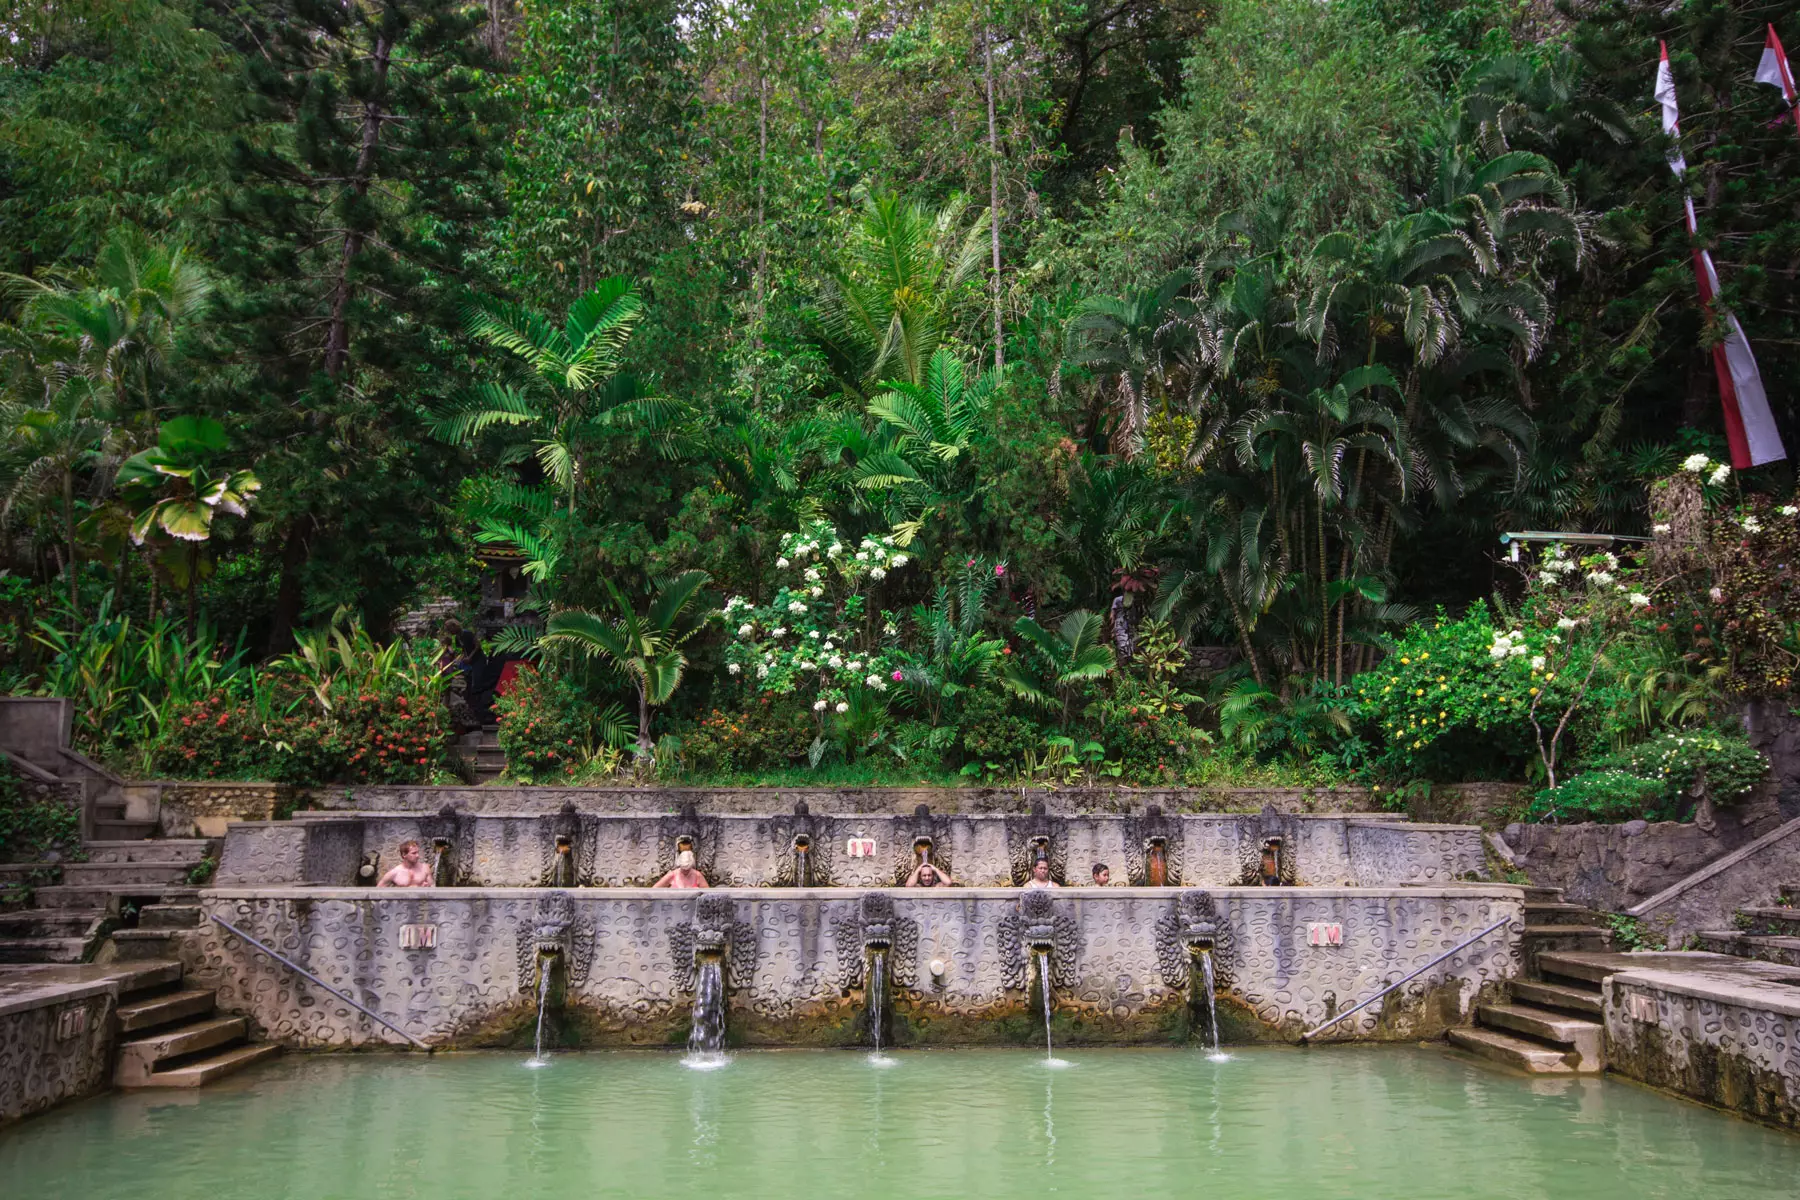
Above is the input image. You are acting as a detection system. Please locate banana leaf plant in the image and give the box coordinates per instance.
[116,415,259,633]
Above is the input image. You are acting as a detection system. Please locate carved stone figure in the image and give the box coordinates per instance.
[668,893,758,992]
[1006,801,1067,886]
[771,800,837,887]
[512,891,595,991]
[1237,805,1298,885]
[654,802,727,886]
[1154,890,1236,991]
[832,891,919,991]
[998,889,1081,990]
[1126,804,1183,887]
[889,803,952,885]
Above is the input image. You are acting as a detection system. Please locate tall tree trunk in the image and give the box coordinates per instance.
[323,29,395,381]
[636,678,652,760]
[984,18,1003,372]
[185,544,199,639]
[61,468,79,615]
[266,522,312,655]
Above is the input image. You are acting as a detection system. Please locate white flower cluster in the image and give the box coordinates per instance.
[1652,523,1671,535]
[1682,453,1711,472]
[1628,593,1650,608]
[1782,505,1798,517]
[1681,453,1733,486]
[1741,515,1763,533]
[1488,630,1530,660]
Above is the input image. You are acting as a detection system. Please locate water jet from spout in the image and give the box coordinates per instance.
[685,956,727,1068]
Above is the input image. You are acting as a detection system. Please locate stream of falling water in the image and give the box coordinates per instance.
[431,848,445,885]
[1037,955,1068,1067]
[685,958,728,1068]
[1200,950,1227,1062]
[525,967,552,1067]
[869,951,886,1058]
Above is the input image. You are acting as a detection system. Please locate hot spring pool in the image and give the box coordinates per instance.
[2,1046,1796,1198]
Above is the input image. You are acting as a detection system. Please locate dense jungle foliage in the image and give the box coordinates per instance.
[3,0,1798,818]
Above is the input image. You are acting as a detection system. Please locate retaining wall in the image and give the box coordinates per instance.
[0,974,118,1126]
[218,810,1486,890]
[190,886,1522,1050]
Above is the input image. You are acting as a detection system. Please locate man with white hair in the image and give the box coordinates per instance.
[652,849,709,889]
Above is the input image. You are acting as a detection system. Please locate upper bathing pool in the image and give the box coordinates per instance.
[3,1047,1798,1200]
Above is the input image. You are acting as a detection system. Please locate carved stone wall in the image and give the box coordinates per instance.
[223,812,1486,892]
[190,886,1522,1049]
[0,984,116,1126]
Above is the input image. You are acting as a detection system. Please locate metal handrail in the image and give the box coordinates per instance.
[208,913,432,1050]
[1299,914,1515,1043]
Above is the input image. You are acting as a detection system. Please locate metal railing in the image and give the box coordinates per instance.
[1299,914,1515,1043]
[208,913,432,1050]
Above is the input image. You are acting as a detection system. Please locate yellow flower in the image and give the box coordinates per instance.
[1421,653,1430,660]
[1400,657,1411,664]
[1439,711,1446,719]
[1415,689,1424,696]
[1529,687,1540,696]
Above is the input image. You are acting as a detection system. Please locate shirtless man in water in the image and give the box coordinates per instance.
[377,840,434,888]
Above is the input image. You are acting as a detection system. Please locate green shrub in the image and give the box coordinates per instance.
[1526,770,1671,823]
[0,759,81,862]
[1593,727,1766,806]
[956,687,1042,768]
[493,665,615,783]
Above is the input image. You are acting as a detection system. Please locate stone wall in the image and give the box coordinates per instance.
[1504,791,1789,915]
[190,886,1522,1050]
[0,979,116,1126]
[1604,965,1800,1131]
[303,784,1386,816]
[156,781,291,838]
[1624,816,1800,943]
[219,810,1487,890]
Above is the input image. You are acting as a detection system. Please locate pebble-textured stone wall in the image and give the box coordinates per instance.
[191,886,1522,1049]
[1604,967,1800,1131]
[157,782,287,838]
[220,812,1486,890]
[0,987,115,1126]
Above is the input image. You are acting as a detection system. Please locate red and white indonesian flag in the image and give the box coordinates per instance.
[1655,43,1786,468]
[1758,25,1798,107]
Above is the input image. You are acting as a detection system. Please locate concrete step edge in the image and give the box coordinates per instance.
[124,1041,280,1089]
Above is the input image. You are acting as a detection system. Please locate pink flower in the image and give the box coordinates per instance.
[892,670,903,681]
[994,563,1006,577]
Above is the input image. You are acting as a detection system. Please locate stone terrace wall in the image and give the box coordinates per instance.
[303,784,1388,815]
[192,886,1521,1050]
[219,811,1486,890]
[1604,965,1800,1131]
[0,978,116,1126]
[1506,790,1789,914]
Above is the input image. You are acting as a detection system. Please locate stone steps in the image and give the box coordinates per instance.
[112,968,280,1089]
[33,883,199,911]
[1447,1026,1582,1073]
[1476,1003,1604,1070]
[1523,901,1596,924]
[0,936,90,964]
[1521,923,1611,955]
[1509,979,1603,1017]
[1736,906,1800,935]
[1534,950,1616,987]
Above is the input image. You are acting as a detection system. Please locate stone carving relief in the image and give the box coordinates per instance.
[1153,890,1236,991]
[1126,804,1183,887]
[1236,805,1298,885]
[832,892,919,991]
[997,889,1081,991]
[512,892,595,990]
[655,802,730,886]
[667,894,758,992]
[892,804,952,885]
[770,801,837,887]
[1006,802,1068,885]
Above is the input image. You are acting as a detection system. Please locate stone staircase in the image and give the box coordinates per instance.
[1696,884,1800,967]
[468,725,506,785]
[112,959,280,1088]
[0,838,214,964]
[1446,887,1609,1073]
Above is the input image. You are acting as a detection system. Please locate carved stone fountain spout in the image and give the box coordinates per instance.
[999,889,1080,991]
[894,803,951,885]
[774,799,834,887]
[1128,804,1182,886]
[1007,800,1067,886]
[1239,804,1298,885]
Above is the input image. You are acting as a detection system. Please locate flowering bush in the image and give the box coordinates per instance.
[492,665,605,783]
[719,520,910,719]
[1590,727,1766,806]
[675,695,816,776]
[1525,770,1672,823]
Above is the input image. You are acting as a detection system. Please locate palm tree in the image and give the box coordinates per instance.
[8,226,212,427]
[854,348,998,515]
[1001,609,1116,726]
[540,570,710,762]
[0,376,115,614]
[1062,270,1195,456]
[810,193,990,392]
[116,416,260,634]
[431,278,674,513]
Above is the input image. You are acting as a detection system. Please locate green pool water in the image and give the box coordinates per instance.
[3,1047,1796,1199]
